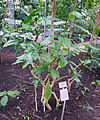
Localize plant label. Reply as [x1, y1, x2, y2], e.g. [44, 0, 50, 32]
[60, 88, 69, 101]
[59, 81, 67, 88]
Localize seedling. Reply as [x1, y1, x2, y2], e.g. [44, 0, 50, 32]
[91, 94, 96, 97]
[0, 90, 20, 107]
[96, 80, 100, 86]
[81, 87, 90, 95]
[91, 81, 96, 86]
[79, 105, 94, 111]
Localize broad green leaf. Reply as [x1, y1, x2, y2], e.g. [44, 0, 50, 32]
[44, 17, 60, 21]
[84, 60, 91, 64]
[69, 11, 82, 20]
[1, 96, 8, 106]
[54, 50, 62, 57]
[26, 52, 33, 64]
[96, 80, 100, 86]
[16, 54, 27, 61]
[22, 23, 36, 31]
[40, 53, 47, 61]
[33, 80, 39, 88]
[3, 39, 20, 47]
[58, 56, 68, 68]
[44, 80, 52, 101]
[7, 90, 20, 98]
[23, 9, 39, 24]
[55, 41, 61, 51]
[54, 21, 66, 25]
[50, 69, 60, 78]
[20, 32, 33, 40]
[0, 91, 7, 97]
[58, 37, 71, 47]
[86, 106, 94, 111]
[32, 50, 39, 60]
[74, 24, 93, 36]
[21, 41, 35, 49]
[39, 62, 49, 67]
[66, 51, 75, 58]
[12, 60, 23, 65]
[32, 41, 40, 48]
[22, 63, 28, 69]
[33, 66, 48, 75]
[41, 36, 55, 45]
[47, 56, 55, 63]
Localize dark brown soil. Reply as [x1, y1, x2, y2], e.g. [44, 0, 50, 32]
[0, 47, 100, 120]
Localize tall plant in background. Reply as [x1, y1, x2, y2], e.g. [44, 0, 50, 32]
[0, 0, 6, 62]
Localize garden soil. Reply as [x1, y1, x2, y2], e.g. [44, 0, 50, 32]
[0, 47, 100, 120]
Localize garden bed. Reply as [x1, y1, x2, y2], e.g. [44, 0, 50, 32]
[0, 47, 100, 120]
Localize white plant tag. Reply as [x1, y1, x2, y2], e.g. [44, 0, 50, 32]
[59, 81, 67, 88]
[60, 88, 69, 101]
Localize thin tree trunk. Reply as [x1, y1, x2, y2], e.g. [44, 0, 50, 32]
[51, 0, 56, 36]
[89, 8, 100, 44]
[69, 0, 78, 40]
[5, 0, 8, 18]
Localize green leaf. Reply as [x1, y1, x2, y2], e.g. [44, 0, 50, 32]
[58, 37, 71, 47]
[47, 56, 55, 63]
[41, 36, 55, 45]
[0, 91, 7, 97]
[73, 76, 80, 83]
[12, 60, 23, 65]
[69, 64, 75, 72]
[22, 23, 36, 31]
[86, 106, 94, 111]
[54, 21, 66, 25]
[20, 33, 33, 40]
[33, 66, 48, 76]
[22, 63, 28, 69]
[58, 56, 68, 68]
[69, 11, 82, 20]
[23, 9, 39, 24]
[44, 17, 60, 21]
[7, 90, 20, 98]
[68, 69, 71, 75]
[3, 39, 20, 47]
[1, 96, 8, 106]
[66, 51, 75, 58]
[96, 80, 100, 86]
[74, 24, 93, 36]
[50, 69, 60, 78]
[54, 41, 61, 51]
[33, 80, 39, 88]
[84, 60, 91, 64]
[44, 80, 52, 101]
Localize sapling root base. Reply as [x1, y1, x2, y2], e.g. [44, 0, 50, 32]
[41, 87, 60, 112]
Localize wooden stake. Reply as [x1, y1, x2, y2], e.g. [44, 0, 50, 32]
[61, 101, 66, 120]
